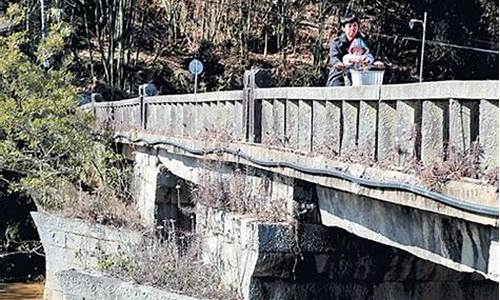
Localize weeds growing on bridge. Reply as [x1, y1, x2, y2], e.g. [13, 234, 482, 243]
[416, 143, 496, 191]
[41, 148, 143, 230]
[60, 186, 143, 230]
[191, 162, 292, 223]
[96, 222, 238, 299]
[312, 135, 497, 192]
[197, 126, 235, 144]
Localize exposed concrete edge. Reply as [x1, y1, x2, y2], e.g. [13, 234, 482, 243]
[87, 81, 498, 108]
[254, 86, 380, 100]
[199, 205, 356, 254]
[31, 211, 146, 300]
[56, 269, 207, 300]
[155, 146, 498, 227]
[318, 204, 498, 283]
[380, 81, 499, 100]
[117, 131, 498, 227]
[95, 97, 140, 108]
[30, 211, 142, 241]
[80, 103, 92, 110]
[145, 90, 243, 104]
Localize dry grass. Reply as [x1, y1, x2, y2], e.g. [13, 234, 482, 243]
[97, 225, 238, 299]
[314, 136, 339, 160]
[416, 143, 486, 191]
[485, 169, 499, 188]
[262, 133, 288, 148]
[191, 162, 291, 223]
[197, 126, 234, 145]
[32, 175, 142, 230]
[310, 137, 496, 192]
[195, 126, 495, 195]
[59, 185, 143, 230]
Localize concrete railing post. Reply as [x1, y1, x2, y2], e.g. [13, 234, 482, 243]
[421, 100, 448, 165]
[261, 98, 273, 144]
[479, 99, 499, 170]
[298, 100, 313, 152]
[377, 100, 397, 162]
[312, 100, 327, 152]
[286, 99, 299, 149]
[449, 99, 479, 157]
[243, 69, 272, 143]
[358, 100, 378, 158]
[326, 101, 342, 156]
[138, 85, 146, 130]
[243, 70, 256, 142]
[138, 83, 158, 131]
[340, 101, 359, 155]
[90, 93, 97, 117]
[177, 102, 184, 136]
[90, 92, 103, 123]
[395, 100, 421, 166]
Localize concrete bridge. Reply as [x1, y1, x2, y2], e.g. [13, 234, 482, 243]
[83, 75, 499, 299]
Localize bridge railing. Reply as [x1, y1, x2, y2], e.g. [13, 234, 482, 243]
[252, 81, 498, 170]
[144, 91, 245, 139]
[84, 78, 498, 170]
[94, 97, 142, 131]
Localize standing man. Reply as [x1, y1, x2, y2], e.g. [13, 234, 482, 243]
[326, 13, 383, 86]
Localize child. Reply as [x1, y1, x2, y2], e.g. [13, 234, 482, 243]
[342, 37, 374, 71]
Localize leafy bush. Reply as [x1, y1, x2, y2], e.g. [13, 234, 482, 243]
[0, 3, 133, 215]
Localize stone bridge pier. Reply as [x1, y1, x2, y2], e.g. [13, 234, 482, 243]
[132, 151, 193, 229]
[129, 147, 498, 300]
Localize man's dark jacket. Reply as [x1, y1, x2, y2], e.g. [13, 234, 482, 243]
[326, 31, 368, 86]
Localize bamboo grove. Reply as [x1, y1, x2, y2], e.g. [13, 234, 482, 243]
[5, 0, 499, 96]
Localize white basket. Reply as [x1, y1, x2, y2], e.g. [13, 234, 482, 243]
[351, 70, 385, 86]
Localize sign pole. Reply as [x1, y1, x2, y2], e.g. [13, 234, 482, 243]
[194, 73, 198, 94]
[419, 12, 427, 82]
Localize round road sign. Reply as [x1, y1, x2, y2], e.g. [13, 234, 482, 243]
[189, 59, 204, 75]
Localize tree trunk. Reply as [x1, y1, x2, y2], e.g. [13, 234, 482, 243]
[82, 0, 95, 87]
[96, 0, 110, 83]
